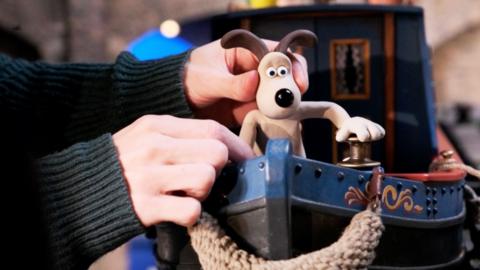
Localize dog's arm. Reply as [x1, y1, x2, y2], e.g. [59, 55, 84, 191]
[240, 110, 259, 148]
[295, 101, 350, 127]
[295, 101, 385, 142]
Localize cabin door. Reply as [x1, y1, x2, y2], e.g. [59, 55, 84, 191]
[303, 13, 393, 167]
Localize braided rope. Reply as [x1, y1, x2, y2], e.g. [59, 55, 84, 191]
[429, 153, 480, 225]
[188, 206, 384, 270]
[434, 162, 480, 179]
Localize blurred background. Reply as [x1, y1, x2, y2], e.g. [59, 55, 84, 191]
[1, 0, 478, 269]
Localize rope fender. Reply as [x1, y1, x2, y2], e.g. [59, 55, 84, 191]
[188, 206, 384, 270]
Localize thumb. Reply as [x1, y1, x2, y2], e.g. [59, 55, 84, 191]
[288, 52, 309, 93]
[224, 70, 259, 102]
[185, 65, 258, 108]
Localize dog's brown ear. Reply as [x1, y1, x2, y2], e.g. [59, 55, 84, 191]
[274, 30, 318, 53]
[221, 29, 269, 61]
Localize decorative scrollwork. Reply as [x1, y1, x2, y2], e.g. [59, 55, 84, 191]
[382, 185, 423, 213]
[344, 184, 424, 214]
[344, 186, 369, 206]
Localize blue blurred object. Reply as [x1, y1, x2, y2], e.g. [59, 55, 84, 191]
[127, 29, 192, 60]
[128, 235, 156, 270]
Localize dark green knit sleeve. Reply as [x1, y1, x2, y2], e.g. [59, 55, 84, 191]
[0, 52, 193, 157]
[0, 52, 196, 269]
[36, 134, 144, 270]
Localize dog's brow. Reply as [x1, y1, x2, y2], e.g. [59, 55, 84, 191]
[263, 54, 291, 68]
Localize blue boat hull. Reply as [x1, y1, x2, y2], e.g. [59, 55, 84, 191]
[198, 139, 466, 269]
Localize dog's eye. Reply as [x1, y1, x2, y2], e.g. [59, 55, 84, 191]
[277, 66, 288, 77]
[266, 67, 276, 78]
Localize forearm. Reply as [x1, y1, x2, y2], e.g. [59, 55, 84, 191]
[110, 52, 193, 130]
[35, 134, 144, 270]
[0, 52, 193, 156]
[297, 101, 350, 128]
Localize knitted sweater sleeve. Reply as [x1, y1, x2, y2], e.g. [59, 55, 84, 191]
[37, 134, 143, 270]
[0, 52, 193, 156]
[0, 52, 194, 269]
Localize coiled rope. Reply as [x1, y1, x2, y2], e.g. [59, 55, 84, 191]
[429, 150, 480, 179]
[188, 204, 384, 270]
[429, 150, 480, 225]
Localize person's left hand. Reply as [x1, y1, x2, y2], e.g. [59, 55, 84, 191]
[184, 39, 309, 128]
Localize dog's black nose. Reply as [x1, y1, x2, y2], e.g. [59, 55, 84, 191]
[275, 88, 294, 108]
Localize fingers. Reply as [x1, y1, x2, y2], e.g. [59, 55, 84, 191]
[186, 64, 259, 105]
[355, 126, 371, 142]
[224, 39, 277, 73]
[356, 121, 385, 141]
[289, 52, 309, 93]
[142, 195, 202, 227]
[227, 70, 259, 102]
[139, 115, 254, 162]
[135, 163, 214, 227]
[336, 126, 351, 142]
[366, 122, 385, 141]
[135, 163, 217, 227]
[225, 39, 309, 94]
[160, 164, 216, 201]
[116, 115, 255, 228]
[335, 117, 386, 142]
[225, 47, 259, 74]
[140, 164, 216, 201]
[336, 124, 369, 142]
[149, 137, 229, 172]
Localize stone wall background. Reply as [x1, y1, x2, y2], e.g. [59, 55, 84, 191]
[433, 25, 480, 106]
[0, 0, 231, 61]
[1, 0, 478, 105]
[417, 0, 480, 106]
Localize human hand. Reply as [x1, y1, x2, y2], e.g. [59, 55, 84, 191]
[336, 117, 385, 142]
[112, 115, 254, 227]
[184, 39, 309, 127]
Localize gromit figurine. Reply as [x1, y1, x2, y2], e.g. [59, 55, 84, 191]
[221, 29, 385, 157]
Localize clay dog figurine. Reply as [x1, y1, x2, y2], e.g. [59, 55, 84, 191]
[221, 29, 385, 157]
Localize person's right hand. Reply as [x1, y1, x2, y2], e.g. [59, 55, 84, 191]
[184, 39, 309, 128]
[112, 115, 254, 227]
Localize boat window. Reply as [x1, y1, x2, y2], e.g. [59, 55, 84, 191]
[330, 39, 370, 100]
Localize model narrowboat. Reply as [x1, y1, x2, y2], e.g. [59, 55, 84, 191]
[150, 4, 479, 270]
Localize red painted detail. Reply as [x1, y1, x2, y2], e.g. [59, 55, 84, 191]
[386, 170, 466, 182]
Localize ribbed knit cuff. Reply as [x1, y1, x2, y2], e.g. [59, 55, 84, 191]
[112, 51, 194, 129]
[36, 134, 144, 270]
